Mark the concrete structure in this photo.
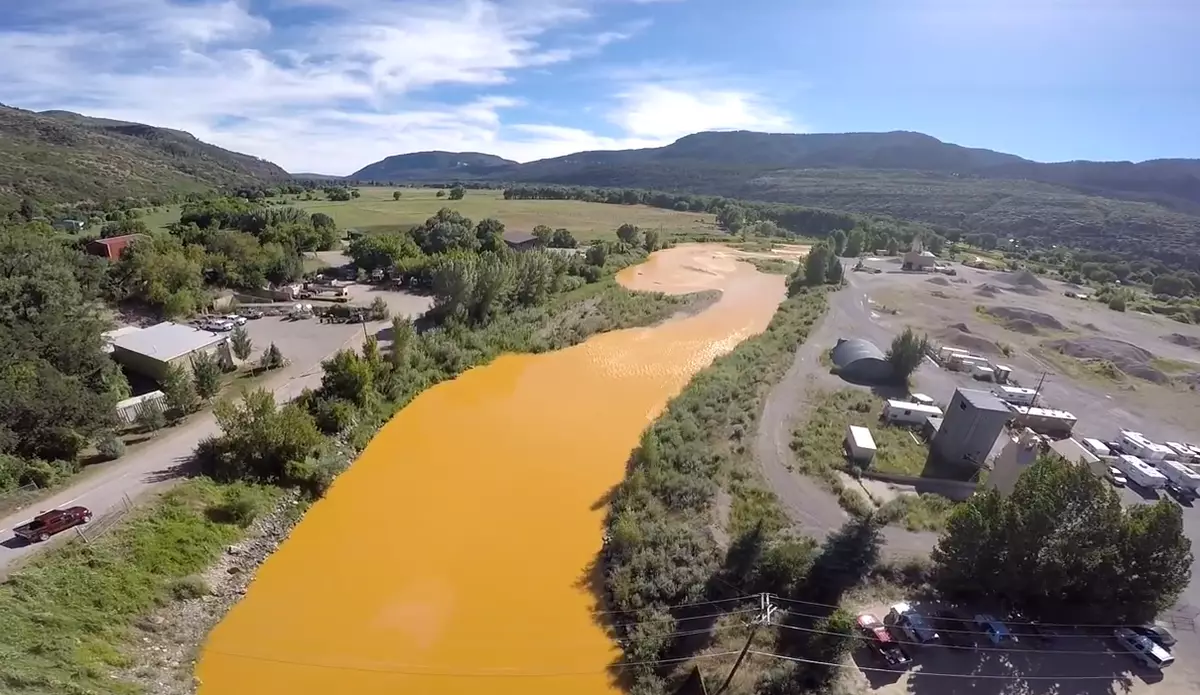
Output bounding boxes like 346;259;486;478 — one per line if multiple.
902;249;938;271
1119;430;1173;462
934;388;1013;467
990;429;1043;496
1009;405;1078;437
502;230;539;251
1114;454;1167;489
882;400;943;426
85;233;147;261
109;321;232;382
1049;437;1106;477
993;385;1037;406
845;425;877;465
115;390;166;425
1156;460;1200;492
830;338;893;383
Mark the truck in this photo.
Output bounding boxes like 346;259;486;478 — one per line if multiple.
856;613;911;667
1114;454;1167;490
12;506;92;542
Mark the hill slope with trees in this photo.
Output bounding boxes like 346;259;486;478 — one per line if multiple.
0;105;288;207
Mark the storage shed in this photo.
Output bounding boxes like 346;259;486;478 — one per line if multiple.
830;338;893;383
845;425;877;464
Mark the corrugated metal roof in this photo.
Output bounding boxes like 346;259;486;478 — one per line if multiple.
111;322;226;362
831;338;885;368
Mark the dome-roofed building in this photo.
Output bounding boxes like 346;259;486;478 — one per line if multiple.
830;338;893;383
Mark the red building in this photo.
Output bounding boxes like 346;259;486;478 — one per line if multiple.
86;234;147;261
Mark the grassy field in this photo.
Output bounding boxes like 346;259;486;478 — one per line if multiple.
295;187;722;240
793;390;931;478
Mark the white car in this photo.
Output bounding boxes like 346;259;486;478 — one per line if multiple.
224;314;248;326
1115;627;1174;669
200;318;234;332
1108;466;1127;487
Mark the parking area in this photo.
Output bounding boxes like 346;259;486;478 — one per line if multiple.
845;600;1199;695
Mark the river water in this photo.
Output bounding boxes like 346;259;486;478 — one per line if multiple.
195;245;789;695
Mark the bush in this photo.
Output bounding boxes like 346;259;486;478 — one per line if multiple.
97;433;126;461
168;574;211;600
206;483;269;528
137;402;167;432
19;459;58;488
368;296;390;320
260;343;286;370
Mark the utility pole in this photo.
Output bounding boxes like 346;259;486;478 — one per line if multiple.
1030;370;1049;406
714;594;776;695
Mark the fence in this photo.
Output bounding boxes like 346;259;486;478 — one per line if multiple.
75;494;134;544
115;391;167;425
0;482;41;516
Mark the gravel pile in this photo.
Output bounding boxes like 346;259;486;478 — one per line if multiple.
1165;333;1200;350
974;284;1003;298
984;306;1066;332
1003;269;1050;292
936;323;1003;356
1044;337;1169;384
118;491;305;695
926;276;951;286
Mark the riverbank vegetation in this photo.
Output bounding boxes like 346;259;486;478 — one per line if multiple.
0;479;281;695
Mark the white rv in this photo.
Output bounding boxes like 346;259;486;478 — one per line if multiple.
1155;460;1200;492
1115;454;1168;489
1164;442;1193;463
1119;431;1173;462
882;400;943;426
993;386;1037;406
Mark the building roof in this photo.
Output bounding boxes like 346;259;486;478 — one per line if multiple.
956;388;1012;413
502;230;538;245
831;338;885;368
102;325;144;353
111;321;226;361
88;233;147;248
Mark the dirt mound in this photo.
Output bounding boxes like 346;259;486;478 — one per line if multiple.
926;276;951;286
1002;269;1049;292
1165;333;1200;350
984;306;1066;331
930;290;949;299
937;325;1002;356
975;284;1003;298
1005;319;1040;335
1044;337;1169;384
952;278;970;284
1079;323;1100;332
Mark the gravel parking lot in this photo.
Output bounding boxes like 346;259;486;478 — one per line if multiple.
845;600;1199;695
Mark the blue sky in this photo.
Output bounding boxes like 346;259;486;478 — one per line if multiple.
1;0;1196;174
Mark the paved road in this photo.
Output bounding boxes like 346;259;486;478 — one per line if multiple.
753;267;938;556
0;316;395;575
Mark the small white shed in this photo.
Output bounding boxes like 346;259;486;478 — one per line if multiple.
846;425;877;464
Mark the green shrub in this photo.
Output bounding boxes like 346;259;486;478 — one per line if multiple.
206;483;270;528
97;433;126;461
168;574;211;600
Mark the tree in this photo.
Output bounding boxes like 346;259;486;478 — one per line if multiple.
208;389;323;483
368;296;390;320
320;349;376;405
137;401;167;432
346;231;420;271
393;191;402;201
885;327;930;383
1153;274;1191;297
885;236;900;256
260;343;285;370
474;217;506;253
161;363;197;418
716;205;745;233
843;228;866;257
230;325;254;361
18;198;40;222
830;230;847;256
586;242;608;267
191;351;223;401
825;252;844;285
97;432;125;461
801;242;831;287
512;250;557;306
532;224;553;246
932;454;1191;622
448;186;466;200
549;228;577;248
616;223;641;246
643;228;661;252
436;190;446;198
390;315;416;367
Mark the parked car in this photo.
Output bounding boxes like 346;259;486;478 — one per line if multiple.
1107;466;1128;487
934;610;974;650
856;613;911;667
223;314;248;326
1130;623;1177;648
1009;613;1057;645
1115;627;1174;669
974;614;1018;645
12;506;92;542
240;308;265;320
200;318;234;332
1165;482;1195;504
888;602;939;644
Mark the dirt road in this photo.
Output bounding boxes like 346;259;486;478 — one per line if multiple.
753;264;938;555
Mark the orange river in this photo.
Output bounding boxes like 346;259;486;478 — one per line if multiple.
195;244;795;695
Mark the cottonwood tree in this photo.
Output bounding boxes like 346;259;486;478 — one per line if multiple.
161;363;197;418
549;228;577;248
208;389;323;482
616;223;641;246
885;327;930;383
799;242;832;288
320;349;375;405
532;224;553;246
390;315;416;367
932;454;1192;622
825;253;844;285
448;186;465;200
843;228;866;257
643;228;661;252
830;229;848;256
230;325;253;361
191;351;223;401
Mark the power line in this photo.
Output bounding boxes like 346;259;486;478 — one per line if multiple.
205;648;744;678
775;606;1060;638
607;607;759;630
595;595;760;615
770;618;1128;655
748;651;1139;681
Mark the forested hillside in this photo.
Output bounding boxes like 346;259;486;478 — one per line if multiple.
0;105;288;207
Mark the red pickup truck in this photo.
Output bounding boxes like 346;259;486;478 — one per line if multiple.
12;506;92;542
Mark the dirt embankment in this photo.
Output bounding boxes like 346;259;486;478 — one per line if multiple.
936;323;1004;356
118;492;305;695
1000;269;1050;295
1044;336;1170;384
983;306;1066;335
1166;333;1200;350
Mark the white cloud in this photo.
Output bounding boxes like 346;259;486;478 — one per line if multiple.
0;0;800;175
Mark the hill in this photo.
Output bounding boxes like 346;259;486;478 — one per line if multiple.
0;105;288;206
350;151;517;181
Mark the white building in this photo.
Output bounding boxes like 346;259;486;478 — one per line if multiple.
845;425;877;465
989;429;1042;496
883;400;944;426
993;386;1038;406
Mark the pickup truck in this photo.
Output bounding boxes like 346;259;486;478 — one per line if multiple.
857;613;911;667
12;506;92;542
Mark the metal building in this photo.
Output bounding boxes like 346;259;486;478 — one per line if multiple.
830;338;893;383
933;388;1013;467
